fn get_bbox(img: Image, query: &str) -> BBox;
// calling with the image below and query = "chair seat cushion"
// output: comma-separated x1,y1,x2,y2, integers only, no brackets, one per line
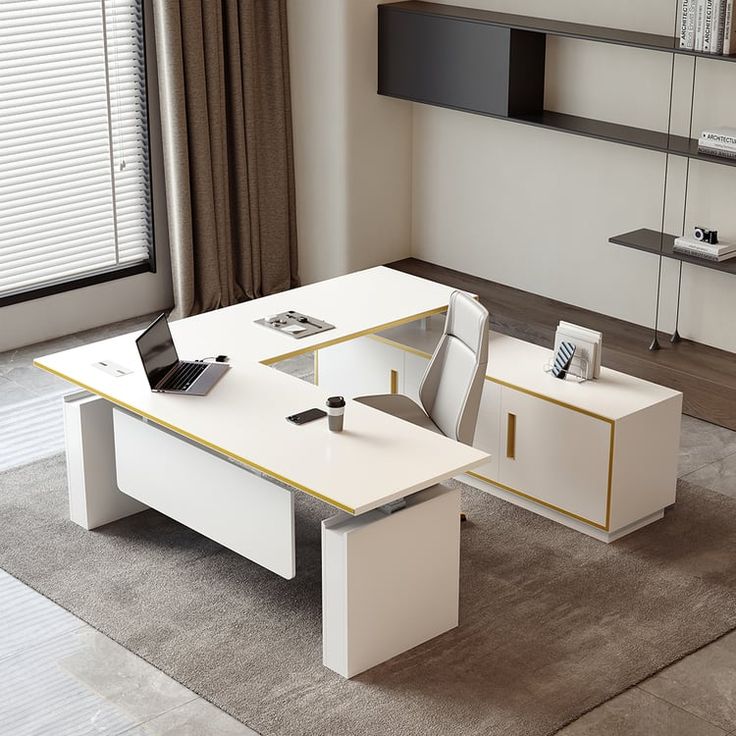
354,394,443,436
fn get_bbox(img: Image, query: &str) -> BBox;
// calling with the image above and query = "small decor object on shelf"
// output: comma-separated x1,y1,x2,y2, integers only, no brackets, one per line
554,322,602,380
694,225,719,243
698,126,736,157
673,235,736,261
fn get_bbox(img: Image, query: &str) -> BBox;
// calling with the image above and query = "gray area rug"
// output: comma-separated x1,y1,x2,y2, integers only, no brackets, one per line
2,455,736,736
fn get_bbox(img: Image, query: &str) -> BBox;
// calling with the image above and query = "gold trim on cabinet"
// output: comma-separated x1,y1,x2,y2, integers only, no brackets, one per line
467,471,609,531
390,369,399,394
313,350,319,386
32,361,356,515
506,413,516,459
605,422,616,530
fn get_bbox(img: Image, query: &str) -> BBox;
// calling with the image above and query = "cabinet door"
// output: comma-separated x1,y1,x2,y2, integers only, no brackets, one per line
316,337,404,398
467,379,501,482
498,388,611,527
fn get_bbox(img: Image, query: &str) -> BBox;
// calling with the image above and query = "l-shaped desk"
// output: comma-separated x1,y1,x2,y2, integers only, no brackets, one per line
35,267,490,678
35,265,682,678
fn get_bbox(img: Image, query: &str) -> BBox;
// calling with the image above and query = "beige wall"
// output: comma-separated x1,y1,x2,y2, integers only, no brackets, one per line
287,0,413,285
411,0,736,352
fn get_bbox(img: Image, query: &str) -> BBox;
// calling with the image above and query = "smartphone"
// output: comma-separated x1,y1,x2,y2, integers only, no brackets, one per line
286,408,327,425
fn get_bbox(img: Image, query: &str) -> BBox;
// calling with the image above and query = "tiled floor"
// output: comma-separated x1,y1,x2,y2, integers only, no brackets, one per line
2,320,736,735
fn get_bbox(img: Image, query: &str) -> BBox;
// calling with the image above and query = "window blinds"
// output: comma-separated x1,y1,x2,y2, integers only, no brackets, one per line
0,0,152,299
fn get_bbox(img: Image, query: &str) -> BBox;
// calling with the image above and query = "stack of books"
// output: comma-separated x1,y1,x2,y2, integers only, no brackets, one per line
679,0,736,53
673,235,736,261
698,127,736,159
553,322,602,380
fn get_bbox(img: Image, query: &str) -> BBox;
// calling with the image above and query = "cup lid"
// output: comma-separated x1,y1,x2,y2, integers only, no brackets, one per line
326,396,345,408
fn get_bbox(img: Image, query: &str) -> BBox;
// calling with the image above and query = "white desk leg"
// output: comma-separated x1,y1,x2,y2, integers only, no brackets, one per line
322,484,460,678
64,393,148,530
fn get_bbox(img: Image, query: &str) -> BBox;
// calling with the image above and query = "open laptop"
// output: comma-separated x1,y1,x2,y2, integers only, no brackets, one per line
135,313,229,395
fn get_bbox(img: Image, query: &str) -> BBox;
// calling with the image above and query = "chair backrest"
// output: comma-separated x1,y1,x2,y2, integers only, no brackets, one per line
419,291,489,445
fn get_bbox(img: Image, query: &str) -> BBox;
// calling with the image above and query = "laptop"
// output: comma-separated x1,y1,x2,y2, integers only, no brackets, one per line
135,313,229,395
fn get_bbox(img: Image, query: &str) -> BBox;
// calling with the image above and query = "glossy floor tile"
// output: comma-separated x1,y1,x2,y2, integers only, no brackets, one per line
0,625,197,736
639,631,736,732
0,571,84,662
121,698,259,736
0,391,68,472
679,414,736,477
682,452,736,500
556,686,727,736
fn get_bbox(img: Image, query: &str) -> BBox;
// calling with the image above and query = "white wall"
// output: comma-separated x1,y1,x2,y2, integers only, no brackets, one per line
0,0,173,353
411,0,736,352
287,0,413,285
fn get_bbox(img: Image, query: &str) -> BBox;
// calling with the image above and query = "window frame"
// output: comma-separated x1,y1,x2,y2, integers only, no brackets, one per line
0,0,157,309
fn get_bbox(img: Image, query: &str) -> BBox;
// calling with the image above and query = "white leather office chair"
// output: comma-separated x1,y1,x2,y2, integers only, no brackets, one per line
355,290,489,446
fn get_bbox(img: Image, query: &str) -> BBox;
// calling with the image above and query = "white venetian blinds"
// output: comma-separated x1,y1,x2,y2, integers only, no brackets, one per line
0,0,152,299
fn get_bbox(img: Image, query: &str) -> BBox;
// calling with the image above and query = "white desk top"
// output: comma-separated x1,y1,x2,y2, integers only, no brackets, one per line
35,267,489,515
377,318,682,421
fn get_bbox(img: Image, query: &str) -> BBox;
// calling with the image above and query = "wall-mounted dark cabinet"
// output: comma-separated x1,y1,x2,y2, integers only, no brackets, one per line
378,3,545,118
378,1,736,169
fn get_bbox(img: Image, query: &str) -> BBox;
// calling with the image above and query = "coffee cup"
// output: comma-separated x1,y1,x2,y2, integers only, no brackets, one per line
326,396,345,432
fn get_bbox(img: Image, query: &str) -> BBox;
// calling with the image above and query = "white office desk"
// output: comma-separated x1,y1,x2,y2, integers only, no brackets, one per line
35,266,489,677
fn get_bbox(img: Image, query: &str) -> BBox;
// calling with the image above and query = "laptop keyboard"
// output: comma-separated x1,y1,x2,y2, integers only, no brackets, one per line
162,362,207,391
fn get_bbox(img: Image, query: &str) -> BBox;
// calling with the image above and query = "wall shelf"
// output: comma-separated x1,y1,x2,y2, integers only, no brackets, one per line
379,2,736,351
609,229,736,275
386,1,736,63
379,2,736,168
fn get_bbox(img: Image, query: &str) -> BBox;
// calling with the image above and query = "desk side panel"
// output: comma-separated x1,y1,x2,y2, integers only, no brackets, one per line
609,394,682,532
113,410,296,579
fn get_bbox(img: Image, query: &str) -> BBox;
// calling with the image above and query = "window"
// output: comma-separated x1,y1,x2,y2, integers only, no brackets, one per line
0,0,153,305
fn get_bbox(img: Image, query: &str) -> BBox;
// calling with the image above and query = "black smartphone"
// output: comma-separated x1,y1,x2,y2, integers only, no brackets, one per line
286,408,327,425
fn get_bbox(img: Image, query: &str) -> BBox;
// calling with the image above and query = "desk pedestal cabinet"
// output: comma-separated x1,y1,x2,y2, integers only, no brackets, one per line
317,320,682,542
322,485,460,678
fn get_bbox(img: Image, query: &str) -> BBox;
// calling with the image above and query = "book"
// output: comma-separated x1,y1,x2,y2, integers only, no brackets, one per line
696,0,708,50
724,0,736,53
711,0,727,52
674,235,736,254
674,236,736,260
703,0,715,50
700,126,736,147
698,145,736,159
673,245,736,261
681,0,697,48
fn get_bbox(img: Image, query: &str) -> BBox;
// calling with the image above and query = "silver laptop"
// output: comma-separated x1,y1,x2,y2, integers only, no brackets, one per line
135,313,229,395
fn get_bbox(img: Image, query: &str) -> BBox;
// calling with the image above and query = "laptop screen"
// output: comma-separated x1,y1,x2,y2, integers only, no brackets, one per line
136,314,179,388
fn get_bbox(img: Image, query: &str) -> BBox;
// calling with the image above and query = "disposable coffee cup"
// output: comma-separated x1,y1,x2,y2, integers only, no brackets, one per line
326,396,345,432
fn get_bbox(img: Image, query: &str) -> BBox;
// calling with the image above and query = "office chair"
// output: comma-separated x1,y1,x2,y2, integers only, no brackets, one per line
355,290,489,450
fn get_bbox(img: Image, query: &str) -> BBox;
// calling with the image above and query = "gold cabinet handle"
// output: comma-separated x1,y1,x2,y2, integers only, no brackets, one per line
506,413,516,459
390,369,399,394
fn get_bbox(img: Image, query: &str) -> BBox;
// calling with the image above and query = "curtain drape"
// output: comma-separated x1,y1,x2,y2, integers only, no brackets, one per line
153,0,299,318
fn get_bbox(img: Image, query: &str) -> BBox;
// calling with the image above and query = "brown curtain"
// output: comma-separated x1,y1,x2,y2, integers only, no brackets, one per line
153,0,299,318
